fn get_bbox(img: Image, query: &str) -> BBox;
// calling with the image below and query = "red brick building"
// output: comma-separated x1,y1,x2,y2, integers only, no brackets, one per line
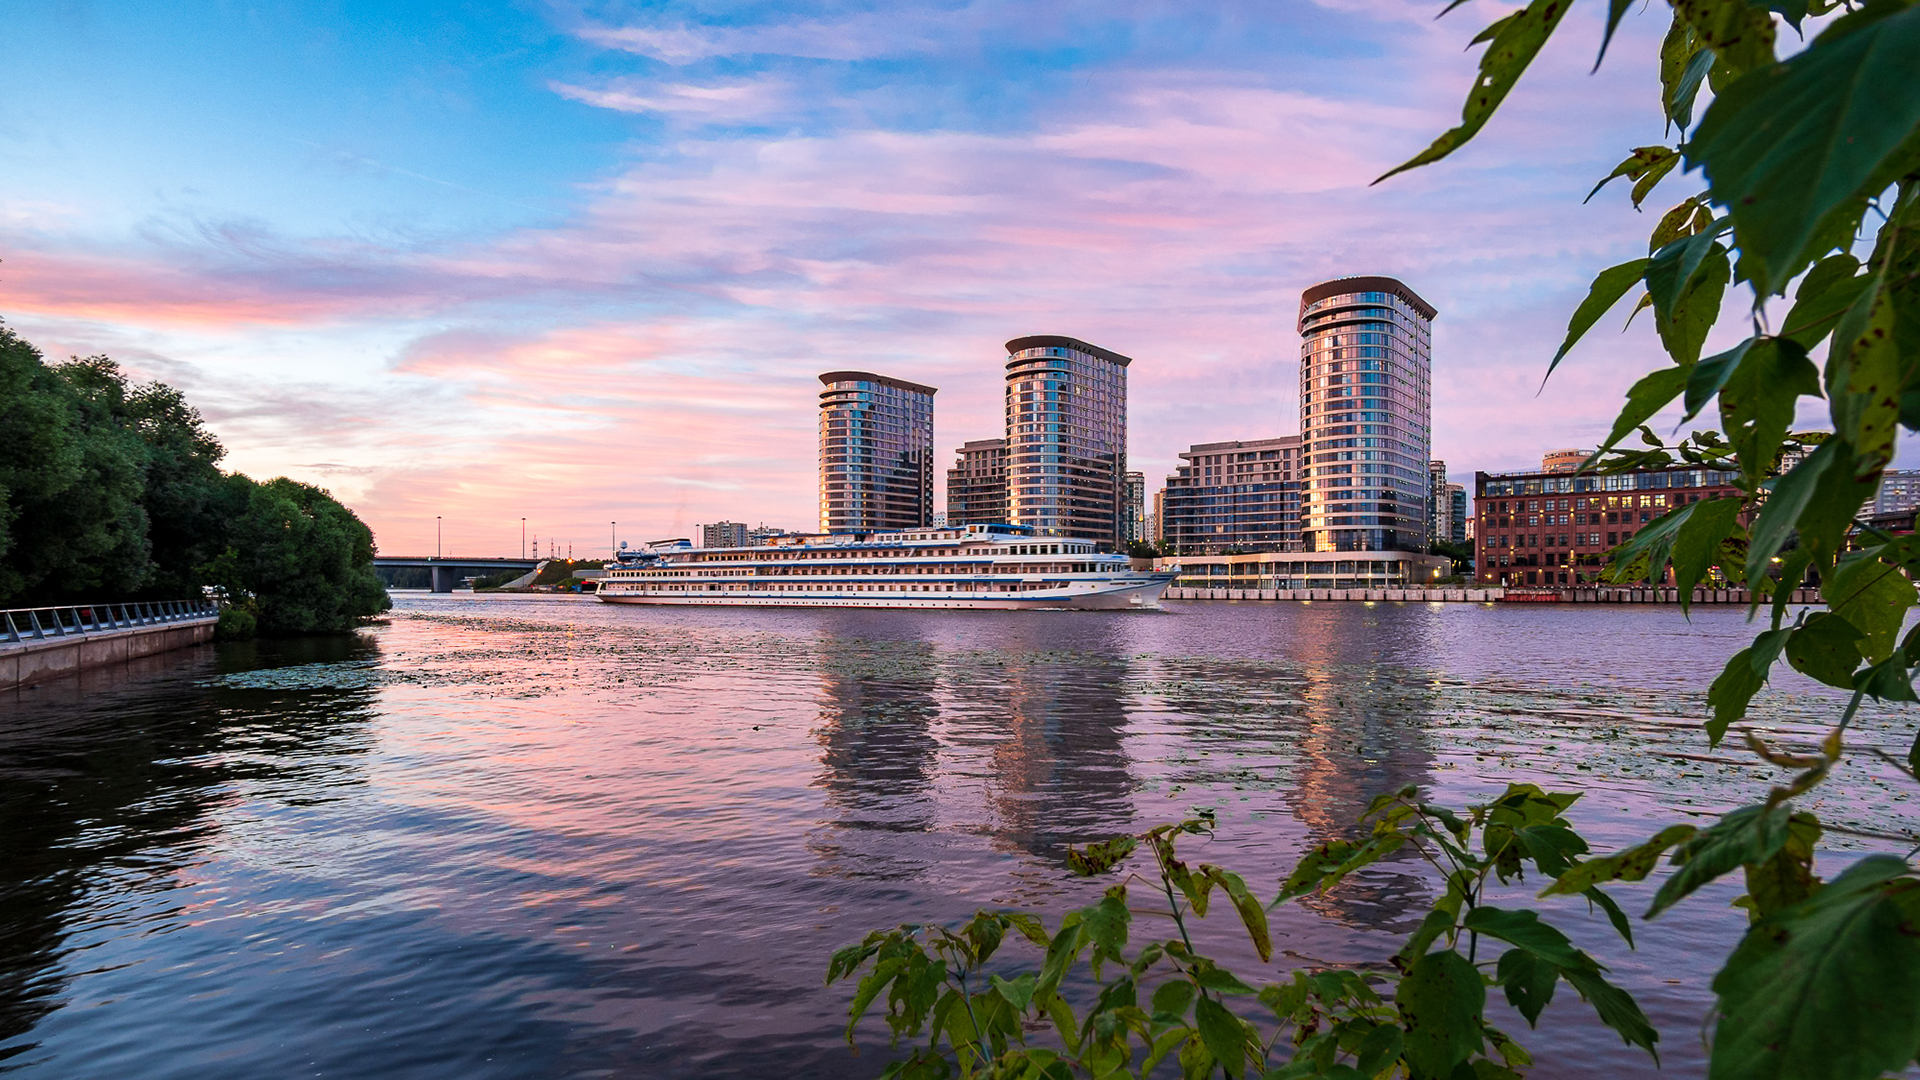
1475,459,1741,586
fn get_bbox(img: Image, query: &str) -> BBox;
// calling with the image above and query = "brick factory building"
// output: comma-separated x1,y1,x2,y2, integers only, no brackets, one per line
1475,454,1741,586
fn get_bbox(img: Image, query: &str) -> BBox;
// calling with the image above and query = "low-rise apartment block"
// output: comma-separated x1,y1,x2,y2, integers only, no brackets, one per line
1160,436,1303,554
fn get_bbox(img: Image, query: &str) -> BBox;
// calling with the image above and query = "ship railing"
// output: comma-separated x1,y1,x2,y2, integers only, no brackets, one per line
1,599,221,646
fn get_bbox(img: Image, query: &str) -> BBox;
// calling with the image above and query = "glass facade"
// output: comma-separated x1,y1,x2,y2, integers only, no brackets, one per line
817,371,935,533
946,438,1009,526
1160,436,1303,554
1003,336,1129,546
1297,277,1436,552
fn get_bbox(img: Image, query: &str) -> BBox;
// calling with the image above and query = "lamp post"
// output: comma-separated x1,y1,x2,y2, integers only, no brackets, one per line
611,521,616,558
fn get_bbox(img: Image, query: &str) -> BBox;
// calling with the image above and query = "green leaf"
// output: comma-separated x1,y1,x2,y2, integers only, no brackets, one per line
1781,255,1869,349
1584,886,1636,948
1541,823,1697,900
1687,3,1920,295
1597,366,1689,457
1496,947,1558,1027
1079,888,1131,981
1711,856,1920,1080
1548,258,1649,377
1684,339,1752,419
1560,966,1661,1060
1464,907,1589,970
1201,865,1272,962
1193,996,1251,1079
1718,337,1820,488
1354,1022,1404,1076
1660,19,1714,130
1825,553,1917,663
1646,228,1729,319
1673,0,1777,75
989,972,1036,1012
1649,804,1795,918
1784,611,1865,689
1651,238,1731,367
1151,979,1196,1023
1066,836,1136,876
1829,267,1912,478
1671,497,1744,603
1395,950,1486,1078
1706,629,1790,743
1376,0,1574,182
1746,437,1873,579
1586,146,1679,206
1741,812,1821,920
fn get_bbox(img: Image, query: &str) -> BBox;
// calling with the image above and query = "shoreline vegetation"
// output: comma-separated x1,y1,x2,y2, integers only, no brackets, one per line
0,321,389,639
831,0,1920,1075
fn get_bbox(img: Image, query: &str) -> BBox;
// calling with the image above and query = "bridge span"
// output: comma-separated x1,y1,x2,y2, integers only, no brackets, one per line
372,556,542,593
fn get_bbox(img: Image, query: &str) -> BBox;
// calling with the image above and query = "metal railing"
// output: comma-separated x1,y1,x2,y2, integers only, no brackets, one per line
1,599,219,646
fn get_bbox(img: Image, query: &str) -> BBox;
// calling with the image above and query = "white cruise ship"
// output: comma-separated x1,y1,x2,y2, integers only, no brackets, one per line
596,524,1177,610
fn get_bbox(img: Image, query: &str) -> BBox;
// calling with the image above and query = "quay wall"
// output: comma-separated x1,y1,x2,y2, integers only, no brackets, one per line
1163,587,1822,605
1,617,218,692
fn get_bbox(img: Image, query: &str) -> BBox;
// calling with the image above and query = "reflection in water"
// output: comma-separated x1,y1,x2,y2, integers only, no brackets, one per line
0,635,380,1062
0,595,1902,1080
980,649,1135,859
811,637,943,880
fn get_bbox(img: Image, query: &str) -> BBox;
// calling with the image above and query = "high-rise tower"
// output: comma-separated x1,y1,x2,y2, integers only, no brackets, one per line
1297,277,1435,552
1003,335,1129,547
817,371,935,533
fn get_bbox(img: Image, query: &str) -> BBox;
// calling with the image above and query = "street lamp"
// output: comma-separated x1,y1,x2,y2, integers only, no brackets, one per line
611,521,616,559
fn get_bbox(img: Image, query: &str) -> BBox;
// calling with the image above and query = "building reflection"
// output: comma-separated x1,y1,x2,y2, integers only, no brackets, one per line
944,625,1137,861
808,635,943,880
0,634,380,1055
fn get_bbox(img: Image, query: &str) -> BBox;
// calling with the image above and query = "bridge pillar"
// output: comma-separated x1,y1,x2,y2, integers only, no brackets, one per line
431,565,455,593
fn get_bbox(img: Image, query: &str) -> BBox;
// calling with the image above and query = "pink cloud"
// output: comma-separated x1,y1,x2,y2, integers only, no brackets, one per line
2,0,1794,556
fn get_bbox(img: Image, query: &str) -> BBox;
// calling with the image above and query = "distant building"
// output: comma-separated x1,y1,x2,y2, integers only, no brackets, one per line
1298,276,1436,552
1541,448,1588,474
1474,463,1741,586
818,371,936,533
946,438,1009,526
1150,488,1165,544
1428,460,1449,548
1004,335,1130,547
1446,484,1467,544
1875,469,1920,515
746,524,790,546
1160,436,1303,554
932,511,947,527
1123,471,1147,544
701,521,749,548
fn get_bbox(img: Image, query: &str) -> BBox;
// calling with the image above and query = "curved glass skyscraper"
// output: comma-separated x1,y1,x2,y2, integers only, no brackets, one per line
1296,276,1436,552
1003,335,1129,546
818,371,936,533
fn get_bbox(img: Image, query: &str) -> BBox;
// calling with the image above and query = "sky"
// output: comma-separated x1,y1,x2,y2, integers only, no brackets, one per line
0,0,1828,557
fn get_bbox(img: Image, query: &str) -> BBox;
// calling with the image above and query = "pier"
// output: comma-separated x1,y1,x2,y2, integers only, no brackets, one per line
1163,586,1822,604
1,601,219,692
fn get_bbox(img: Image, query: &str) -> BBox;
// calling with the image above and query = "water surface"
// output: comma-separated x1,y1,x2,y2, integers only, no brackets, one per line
3,595,1914,1078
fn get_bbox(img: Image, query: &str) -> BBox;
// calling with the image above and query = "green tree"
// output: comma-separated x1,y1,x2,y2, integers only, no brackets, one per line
0,332,151,603
207,475,391,635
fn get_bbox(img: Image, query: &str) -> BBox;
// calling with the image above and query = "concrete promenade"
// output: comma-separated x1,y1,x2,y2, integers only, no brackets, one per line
2,602,218,692
1164,586,1823,604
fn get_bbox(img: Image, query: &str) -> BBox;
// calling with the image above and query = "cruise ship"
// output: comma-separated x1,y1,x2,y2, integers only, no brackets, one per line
596,524,1178,610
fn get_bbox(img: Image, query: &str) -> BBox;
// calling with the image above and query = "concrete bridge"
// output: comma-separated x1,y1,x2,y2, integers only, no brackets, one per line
372,556,541,593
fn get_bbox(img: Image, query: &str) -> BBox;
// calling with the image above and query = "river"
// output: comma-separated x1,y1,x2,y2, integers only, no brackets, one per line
2,594,1915,1078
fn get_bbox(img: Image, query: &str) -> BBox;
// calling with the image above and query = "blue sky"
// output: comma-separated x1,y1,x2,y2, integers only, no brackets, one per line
0,0,1804,555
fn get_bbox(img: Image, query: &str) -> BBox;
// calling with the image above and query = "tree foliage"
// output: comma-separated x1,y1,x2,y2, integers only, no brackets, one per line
0,321,389,634
840,0,1920,1074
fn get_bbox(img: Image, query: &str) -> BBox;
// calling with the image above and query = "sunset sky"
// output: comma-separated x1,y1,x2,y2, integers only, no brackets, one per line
0,0,1830,556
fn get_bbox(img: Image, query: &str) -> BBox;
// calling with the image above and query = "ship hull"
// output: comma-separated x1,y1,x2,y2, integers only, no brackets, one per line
596,576,1174,611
